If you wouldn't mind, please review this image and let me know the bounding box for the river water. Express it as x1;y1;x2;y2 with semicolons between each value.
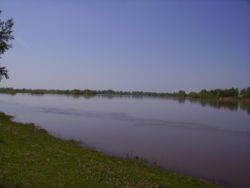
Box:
0;94;249;187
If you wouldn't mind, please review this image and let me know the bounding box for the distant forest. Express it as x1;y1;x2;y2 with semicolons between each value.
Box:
0;87;249;99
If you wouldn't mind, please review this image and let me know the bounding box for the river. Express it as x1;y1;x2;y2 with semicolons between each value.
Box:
0;94;249;187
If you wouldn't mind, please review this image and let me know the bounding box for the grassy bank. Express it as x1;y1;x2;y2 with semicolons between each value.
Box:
0;112;220;188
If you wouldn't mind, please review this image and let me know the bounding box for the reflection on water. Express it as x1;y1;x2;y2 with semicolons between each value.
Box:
240;103;250;114
0;94;249;188
6;93;250;114
189;98;239;111
71;94;250;114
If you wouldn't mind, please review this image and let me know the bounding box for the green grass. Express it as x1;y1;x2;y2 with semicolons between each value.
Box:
0;112;221;188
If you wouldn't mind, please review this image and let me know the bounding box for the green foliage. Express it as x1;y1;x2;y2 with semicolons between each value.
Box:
0;10;14;81
188;88;240;98
69;89;96;96
240;87;250;98
0;112;220;188
177;90;186;97
0;87;249;99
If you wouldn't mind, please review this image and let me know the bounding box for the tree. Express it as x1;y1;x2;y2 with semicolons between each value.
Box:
177;90;186;97
0;10;14;81
240;87;250;98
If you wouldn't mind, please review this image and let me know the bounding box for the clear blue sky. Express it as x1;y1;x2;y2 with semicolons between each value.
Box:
1;0;249;92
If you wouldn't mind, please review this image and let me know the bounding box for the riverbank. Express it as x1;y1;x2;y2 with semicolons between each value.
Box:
218;97;250;104
0;87;249;103
0;112;220;188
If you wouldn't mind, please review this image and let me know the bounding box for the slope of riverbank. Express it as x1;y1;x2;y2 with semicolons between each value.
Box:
0;112;220;188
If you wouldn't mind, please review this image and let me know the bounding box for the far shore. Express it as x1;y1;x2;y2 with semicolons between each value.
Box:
0;87;250;104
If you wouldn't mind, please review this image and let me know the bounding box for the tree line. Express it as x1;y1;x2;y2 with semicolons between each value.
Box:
0;87;249;99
